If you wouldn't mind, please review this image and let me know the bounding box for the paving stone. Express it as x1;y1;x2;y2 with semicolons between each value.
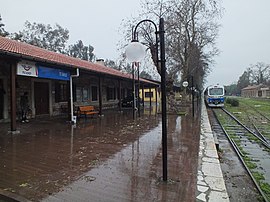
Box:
205;140;216;150
197;180;207;186
197;175;204;181
202;157;219;164
202;162;223;178
204;150;218;158
208;191;229;202
204;176;227;191
204;133;214;139
196;193;207;202
197;185;209;193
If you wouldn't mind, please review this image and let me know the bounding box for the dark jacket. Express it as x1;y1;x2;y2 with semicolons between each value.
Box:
20;95;29;110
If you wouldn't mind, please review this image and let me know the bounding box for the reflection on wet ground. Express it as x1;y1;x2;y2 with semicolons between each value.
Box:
0;107;200;202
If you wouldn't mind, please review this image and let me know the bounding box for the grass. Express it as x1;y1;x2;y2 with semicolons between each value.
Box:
226;97;270;121
243;155;257;169
260;182;270;200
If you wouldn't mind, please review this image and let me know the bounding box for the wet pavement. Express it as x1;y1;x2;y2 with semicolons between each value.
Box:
0;107;200;202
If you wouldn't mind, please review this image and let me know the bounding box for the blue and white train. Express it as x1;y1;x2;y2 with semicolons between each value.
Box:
204;84;225;107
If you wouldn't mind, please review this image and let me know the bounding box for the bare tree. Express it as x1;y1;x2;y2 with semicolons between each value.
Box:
120;0;221;87
249;62;270;85
164;0;221;89
119;0;222;112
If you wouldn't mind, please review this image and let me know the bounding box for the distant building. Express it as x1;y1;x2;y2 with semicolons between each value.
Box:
139;88;160;103
241;84;270;98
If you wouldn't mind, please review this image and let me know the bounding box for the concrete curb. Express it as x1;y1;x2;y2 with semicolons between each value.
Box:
196;102;229;202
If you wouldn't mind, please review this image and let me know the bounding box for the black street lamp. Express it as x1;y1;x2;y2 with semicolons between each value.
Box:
132;63;136;119
191;75;195;117
184;75;195;117
137;63;141;117
125;18;167;181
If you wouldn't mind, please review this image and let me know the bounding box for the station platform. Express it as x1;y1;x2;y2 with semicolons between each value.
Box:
0;103;230;202
196;103;229;201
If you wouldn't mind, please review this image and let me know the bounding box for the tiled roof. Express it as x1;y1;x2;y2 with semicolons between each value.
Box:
0;36;158;85
242;84;263;90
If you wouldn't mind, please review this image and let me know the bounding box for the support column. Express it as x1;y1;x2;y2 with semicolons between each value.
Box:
142;84;145;109
10;63;17;131
98;76;103;115
155;86;158;112
118;80;122;111
149;88;152;109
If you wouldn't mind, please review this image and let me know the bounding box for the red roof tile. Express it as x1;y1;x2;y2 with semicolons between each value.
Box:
0;36;158;85
241;84;263;90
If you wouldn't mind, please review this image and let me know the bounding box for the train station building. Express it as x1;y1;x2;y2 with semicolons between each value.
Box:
0;36;159;131
241;84;270;98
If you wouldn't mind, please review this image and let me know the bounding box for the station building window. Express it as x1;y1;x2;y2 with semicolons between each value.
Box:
55;82;68;102
91;86;98;101
75;86;90;102
82;87;90;101
76;87;82;102
107;87;116;100
145;91;153;98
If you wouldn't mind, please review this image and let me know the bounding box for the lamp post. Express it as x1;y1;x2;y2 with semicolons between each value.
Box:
125;18;167;181
191;75;194;117
183;75;195;117
182;80;188;103
137;63;141;117
132;63;136;119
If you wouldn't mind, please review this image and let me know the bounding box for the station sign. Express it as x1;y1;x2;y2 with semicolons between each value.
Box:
38;66;70;81
17;61;38;77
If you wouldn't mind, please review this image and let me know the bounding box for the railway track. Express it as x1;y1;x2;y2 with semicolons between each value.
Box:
240;102;270;144
222;108;270;149
211;107;270;202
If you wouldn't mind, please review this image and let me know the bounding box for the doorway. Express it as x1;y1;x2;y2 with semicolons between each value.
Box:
34;82;49;115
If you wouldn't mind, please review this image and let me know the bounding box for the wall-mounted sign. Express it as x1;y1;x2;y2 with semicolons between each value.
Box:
17;61;38;77
38;66;70;81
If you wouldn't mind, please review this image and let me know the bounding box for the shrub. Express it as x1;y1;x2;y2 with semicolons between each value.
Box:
230;99;239;107
226;97;239;106
226;97;232;104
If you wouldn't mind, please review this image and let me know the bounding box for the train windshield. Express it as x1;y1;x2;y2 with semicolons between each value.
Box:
209;88;223;96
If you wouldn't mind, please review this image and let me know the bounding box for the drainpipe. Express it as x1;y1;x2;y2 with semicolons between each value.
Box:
70;68;79;124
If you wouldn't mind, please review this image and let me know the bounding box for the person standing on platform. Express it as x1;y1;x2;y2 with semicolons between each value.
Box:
20;92;29;123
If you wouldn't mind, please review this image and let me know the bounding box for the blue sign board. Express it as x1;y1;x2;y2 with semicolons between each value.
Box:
38;66;70;81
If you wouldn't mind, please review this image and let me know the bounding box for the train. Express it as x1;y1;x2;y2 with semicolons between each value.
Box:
204;84;225;107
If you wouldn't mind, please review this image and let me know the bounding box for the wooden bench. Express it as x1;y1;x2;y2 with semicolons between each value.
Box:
78;106;99;118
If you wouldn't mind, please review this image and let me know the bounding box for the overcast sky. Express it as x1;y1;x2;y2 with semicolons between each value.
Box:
1;0;270;86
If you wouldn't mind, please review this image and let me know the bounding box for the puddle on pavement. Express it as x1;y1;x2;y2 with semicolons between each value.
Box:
0;109;200;201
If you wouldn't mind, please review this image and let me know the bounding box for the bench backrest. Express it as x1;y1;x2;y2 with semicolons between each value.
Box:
79;106;95;111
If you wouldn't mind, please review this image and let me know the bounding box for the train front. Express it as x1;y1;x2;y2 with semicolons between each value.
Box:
206;85;225;107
